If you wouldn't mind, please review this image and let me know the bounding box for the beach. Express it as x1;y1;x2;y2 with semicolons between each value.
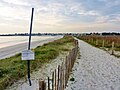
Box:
0;36;62;59
4;35;74;90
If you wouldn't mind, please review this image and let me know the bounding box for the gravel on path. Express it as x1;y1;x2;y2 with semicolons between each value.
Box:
65;40;120;90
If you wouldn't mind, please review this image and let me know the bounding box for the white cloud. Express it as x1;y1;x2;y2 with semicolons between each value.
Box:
3;0;31;6
96;16;109;23
109;15;120;23
0;0;119;33
95;13;120;24
78;10;100;16
0;5;31;25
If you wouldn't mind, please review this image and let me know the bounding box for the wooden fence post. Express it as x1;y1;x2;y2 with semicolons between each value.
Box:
59;66;62;90
91;38;93;43
96;40;98;46
57;65;60;90
39;80;46;90
38;43;78;90
55;69;57;90
62;64;65;90
68;53;71;78
48;77;50;90
111;41;114;55
102;40;104;48
65;56;68;87
67;55;70;80
52;72;54;90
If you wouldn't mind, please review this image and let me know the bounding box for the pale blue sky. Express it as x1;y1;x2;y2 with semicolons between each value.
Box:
0;0;120;33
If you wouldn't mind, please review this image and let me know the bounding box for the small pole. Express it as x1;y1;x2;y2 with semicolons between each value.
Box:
111;41;114;55
59;66;62;90
48;77;50;90
39;80;46;90
102;40;104;48
28;8;34;86
96;40;98;46
57;65;60;90
52;72;54;90
55;69;57;90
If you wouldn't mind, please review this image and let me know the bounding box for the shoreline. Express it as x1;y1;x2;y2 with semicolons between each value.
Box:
0;36;62;60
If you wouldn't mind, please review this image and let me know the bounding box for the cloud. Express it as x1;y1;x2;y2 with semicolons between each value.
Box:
2;0;31;6
0;0;120;33
78;10;100;16
105;0;120;7
96;16;109;23
95;14;120;24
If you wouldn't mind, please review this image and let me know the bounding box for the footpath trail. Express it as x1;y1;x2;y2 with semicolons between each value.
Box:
65;40;120;90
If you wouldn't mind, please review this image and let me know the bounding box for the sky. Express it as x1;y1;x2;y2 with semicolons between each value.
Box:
0;0;120;33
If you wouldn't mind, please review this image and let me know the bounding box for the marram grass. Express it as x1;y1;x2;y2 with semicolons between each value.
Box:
0;35;75;90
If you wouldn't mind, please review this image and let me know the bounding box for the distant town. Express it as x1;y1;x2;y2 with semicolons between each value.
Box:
0;32;120;36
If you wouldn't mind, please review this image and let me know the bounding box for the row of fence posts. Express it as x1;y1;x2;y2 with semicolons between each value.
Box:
94;40;115;55
38;40;78;90
84;38;115;55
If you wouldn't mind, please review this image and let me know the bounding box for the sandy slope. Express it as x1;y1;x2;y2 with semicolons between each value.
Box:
65;40;120;90
5;36;65;90
6;49;68;90
0;36;62;59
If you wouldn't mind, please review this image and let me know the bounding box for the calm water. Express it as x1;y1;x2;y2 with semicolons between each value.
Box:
0;36;55;49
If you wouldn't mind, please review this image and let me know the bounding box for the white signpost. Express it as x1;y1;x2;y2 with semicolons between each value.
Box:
22;50;34;60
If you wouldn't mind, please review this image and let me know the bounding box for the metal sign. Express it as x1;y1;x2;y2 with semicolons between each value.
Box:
21;8;34;86
22;50;34;60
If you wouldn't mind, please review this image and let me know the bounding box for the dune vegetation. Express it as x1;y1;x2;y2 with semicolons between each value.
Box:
0;35;76;90
77;35;120;51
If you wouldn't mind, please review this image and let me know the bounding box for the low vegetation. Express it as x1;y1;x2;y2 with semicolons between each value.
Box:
77;35;120;51
0;35;76;90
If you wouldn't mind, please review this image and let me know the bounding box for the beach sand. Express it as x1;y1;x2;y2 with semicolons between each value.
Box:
0;36;62;59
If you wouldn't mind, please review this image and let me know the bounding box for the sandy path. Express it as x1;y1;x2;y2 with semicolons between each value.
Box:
65;40;120;90
0;36;62;59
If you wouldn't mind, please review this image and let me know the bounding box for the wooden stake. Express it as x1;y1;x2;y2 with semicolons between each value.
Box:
96;40;98;46
52;72;54;90
48;77;50;90
57;65;60;90
39;80;46;90
55;69;57;90
111;41;114;55
102;40;104;48
59;66;62;90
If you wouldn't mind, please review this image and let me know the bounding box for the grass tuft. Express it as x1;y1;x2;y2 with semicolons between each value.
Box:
0;35;76;89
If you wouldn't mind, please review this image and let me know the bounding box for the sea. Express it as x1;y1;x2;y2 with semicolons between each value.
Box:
0;36;56;49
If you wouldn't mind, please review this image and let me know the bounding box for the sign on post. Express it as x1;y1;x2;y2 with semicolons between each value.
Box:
21;8;34;86
22;50;35;60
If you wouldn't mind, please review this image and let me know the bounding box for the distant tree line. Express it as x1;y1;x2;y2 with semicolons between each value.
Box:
0;33;78;36
0;32;120;36
83;32;120;36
